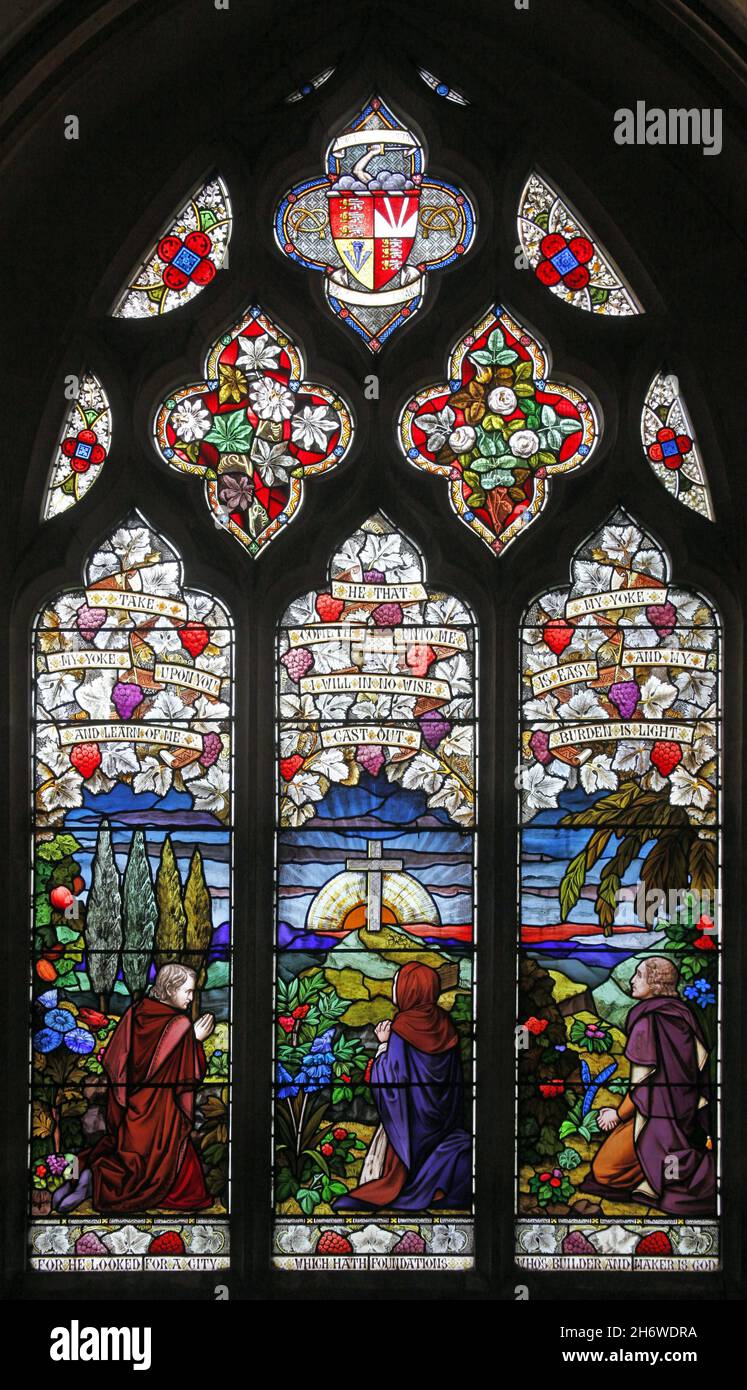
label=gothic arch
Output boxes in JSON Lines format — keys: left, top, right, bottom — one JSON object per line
{"left": 3, "top": 0, "right": 745, "bottom": 1303}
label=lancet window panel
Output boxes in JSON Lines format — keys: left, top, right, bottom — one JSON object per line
{"left": 273, "top": 514, "right": 476, "bottom": 1270}
{"left": 30, "top": 515, "right": 233, "bottom": 1272}
{"left": 516, "top": 509, "right": 721, "bottom": 1272}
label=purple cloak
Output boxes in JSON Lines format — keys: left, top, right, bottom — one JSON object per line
{"left": 335, "top": 1031, "right": 472, "bottom": 1211}
{"left": 626, "top": 995, "right": 716, "bottom": 1215}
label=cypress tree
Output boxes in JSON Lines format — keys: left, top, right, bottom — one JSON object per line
{"left": 122, "top": 830, "right": 158, "bottom": 999}
{"left": 85, "top": 819, "right": 123, "bottom": 1013}
{"left": 154, "top": 835, "right": 186, "bottom": 969}
{"left": 184, "top": 848, "right": 213, "bottom": 1016}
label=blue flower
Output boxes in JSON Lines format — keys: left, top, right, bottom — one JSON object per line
{"left": 65, "top": 1026, "right": 95, "bottom": 1055}
{"left": 684, "top": 980, "right": 716, "bottom": 1009}
{"left": 308, "top": 1029, "right": 335, "bottom": 1055}
{"left": 34, "top": 1027, "right": 62, "bottom": 1054}
{"left": 44, "top": 1008, "right": 75, "bottom": 1035}
{"left": 276, "top": 1064, "right": 299, "bottom": 1099}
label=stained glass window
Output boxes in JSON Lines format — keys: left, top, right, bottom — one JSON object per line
{"left": 275, "top": 95, "right": 476, "bottom": 350}
{"left": 517, "top": 509, "right": 720, "bottom": 1271}
{"left": 284, "top": 68, "right": 335, "bottom": 103}
{"left": 418, "top": 69, "right": 469, "bottom": 105}
{"left": 273, "top": 514, "right": 476, "bottom": 1270}
{"left": 642, "top": 370, "right": 714, "bottom": 520}
{"left": 518, "top": 172, "right": 642, "bottom": 316}
{"left": 154, "top": 305, "right": 353, "bottom": 556}
{"left": 42, "top": 372, "right": 112, "bottom": 520}
{"left": 112, "top": 176, "right": 232, "bottom": 319}
{"left": 30, "top": 514, "right": 232, "bottom": 1272}
{"left": 399, "top": 304, "right": 598, "bottom": 554}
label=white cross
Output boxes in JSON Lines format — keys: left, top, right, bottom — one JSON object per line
{"left": 345, "top": 839, "right": 403, "bottom": 933}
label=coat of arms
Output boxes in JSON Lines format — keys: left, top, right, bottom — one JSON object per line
{"left": 275, "top": 96, "right": 476, "bottom": 351}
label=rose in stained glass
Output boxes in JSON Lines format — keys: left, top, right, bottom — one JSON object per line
{"left": 112, "top": 175, "right": 231, "bottom": 318}
{"left": 154, "top": 306, "right": 353, "bottom": 556}
{"left": 535, "top": 232, "right": 594, "bottom": 292}
{"left": 518, "top": 171, "right": 642, "bottom": 315}
{"left": 42, "top": 372, "right": 112, "bottom": 520}
{"left": 399, "top": 305, "right": 598, "bottom": 555}
{"left": 275, "top": 95, "right": 476, "bottom": 351}
{"left": 641, "top": 371, "right": 714, "bottom": 519}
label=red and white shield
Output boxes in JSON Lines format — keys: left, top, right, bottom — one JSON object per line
{"left": 329, "top": 190, "right": 420, "bottom": 290}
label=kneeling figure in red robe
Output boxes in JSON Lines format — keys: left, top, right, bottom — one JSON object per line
{"left": 55, "top": 964, "right": 214, "bottom": 1214}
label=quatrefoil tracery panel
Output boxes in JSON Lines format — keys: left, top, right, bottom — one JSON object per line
{"left": 153, "top": 307, "right": 354, "bottom": 556}
{"left": 399, "top": 305, "right": 599, "bottom": 555}
{"left": 275, "top": 95, "right": 476, "bottom": 351}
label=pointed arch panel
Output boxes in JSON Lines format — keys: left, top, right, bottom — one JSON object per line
{"left": 516, "top": 509, "right": 720, "bottom": 1270}
{"left": 30, "top": 514, "right": 233, "bottom": 1271}
{"left": 273, "top": 513, "right": 476, "bottom": 1269}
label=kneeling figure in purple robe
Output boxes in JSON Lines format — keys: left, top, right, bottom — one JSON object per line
{"left": 335, "top": 961, "right": 472, "bottom": 1212}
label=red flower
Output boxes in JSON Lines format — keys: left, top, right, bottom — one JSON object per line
{"left": 61, "top": 428, "right": 106, "bottom": 474}
{"left": 523, "top": 1016, "right": 548, "bottom": 1035}
{"left": 363, "top": 1058, "right": 374, "bottom": 1084}
{"left": 340, "top": 1072, "right": 351, "bottom": 1083}
{"left": 647, "top": 426, "right": 693, "bottom": 470}
{"left": 539, "top": 1080, "right": 565, "bottom": 1098}
{"left": 78, "top": 1007, "right": 109, "bottom": 1030}
{"left": 158, "top": 230, "right": 216, "bottom": 291}
{"left": 549, "top": 1177, "right": 562, "bottom": 1188}
{"left": 539, "top": 1171, "right": 551, "bottom": 1182}
{"left": 292, "top": 1004, "right": 310, "bottom": 1020}
{"left": 333, "top": 1127, "right": 347, "bottom": 1140}
{"left": 693, "top": 934, "right": 716, "bottom": 951}
{"left": 536, "top": 233, "right": 594, "bottom": 291}
{"left": 35, "top": 1165, "right": 47, "bottom": 1177}
{"left": 277, "top": 1015, "right": 295, "bottom": 1033}
{"left": 320, "top": 1143, "right": 334, "bottom": 1157}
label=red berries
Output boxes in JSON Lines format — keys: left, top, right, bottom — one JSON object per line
{"left": 69, "top": 742, "right": 101, "bottom": 779}
{"left": 315, "top": 593, "right": 344, "bottom": 623}
{"left": 321, "top": 1143, "right": 334, "bottom": 1157}
{"left": 178, "top": 622, "right": 210, "bottom": 658}
{"left": 650, "top": 741, "right": 682, "bottom": 777}
{"left": 543, "top": 618, "right": 575, "bottom": 655}
{"left": 149, "top": 1230, "right": 185, "bottom": 1255}
{"left": 635, "top": 1230, "right": 672, "bottom": 1256}
{"left": 280, "top": 755, "right": 304, "bottom": 782}
{"left": 316, "top": 1230, "right": 352, "bottom": 1255}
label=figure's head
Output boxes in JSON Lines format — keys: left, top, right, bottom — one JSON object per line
{"left": 630, "top": 955, "right": 679, "bottom": 1000}
{"left": 393, "top": 961, "right": 441, "bottom": 1012}
{"left": 150, "top": 963, "right": 197, "bottom": 1011}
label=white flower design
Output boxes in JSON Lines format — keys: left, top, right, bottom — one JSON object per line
{"left": 171, "top": 398, "right": 211, "bottom": 441}
{"left": 249, "top": 379, "right": 295, "bottom": 422}
{"left": 448, "top": 425, "right": 477, "bottom": 452}
{"left": 291, "top": 404, "right": 338, "bottom": 451}
{"left": 509, "top": 428, "right": 540, "bottom": 458}
{"left": 235, "top": 333, "right": 282, "bottom": 374}
{"left": 487, "top": 386, "right": 517, "bottom": 414}
{"left": 252, "top": 437, "right": 296, "bottom": 486}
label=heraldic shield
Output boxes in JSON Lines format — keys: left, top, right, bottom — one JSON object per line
{"left": 275, "top": 96, "right": 476, "bottom": 351}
